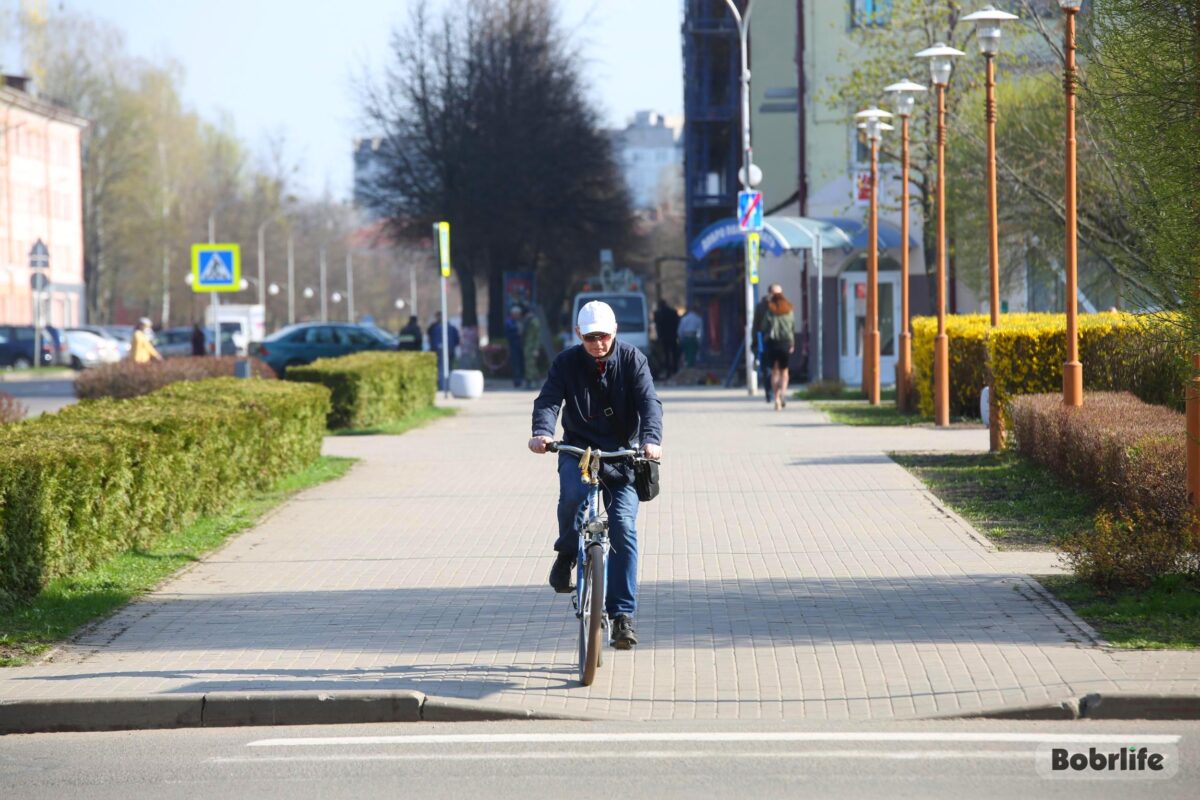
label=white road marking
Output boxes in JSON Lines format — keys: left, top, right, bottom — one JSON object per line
{"left": 248, "top": 732, "right": 1182, "bottom": 748}
{"left": 212, "top": 749, "right": 1033, "bottom": 765}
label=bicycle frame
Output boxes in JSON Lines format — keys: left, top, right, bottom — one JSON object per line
{"left": 548, "top": 442, "right": 636, "bottom": 684}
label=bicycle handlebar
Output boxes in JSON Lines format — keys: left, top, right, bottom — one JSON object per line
{"left": 547, "top": 442, "right": 638, "bottom": 459}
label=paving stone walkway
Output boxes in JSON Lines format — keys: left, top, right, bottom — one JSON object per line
{"left": 2, "top": 387, "right": 1197, "bottom": 720}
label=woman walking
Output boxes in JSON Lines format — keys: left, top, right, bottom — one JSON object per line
{"left": 757, "top": 284, "right": 795, "bottom": 410}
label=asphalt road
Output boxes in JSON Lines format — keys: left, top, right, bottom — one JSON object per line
{"left": 2, "top": 720, "right": 1197, "bottom": 799}
{"left": 0, "top": 375, "right": 77, "bottom": 417}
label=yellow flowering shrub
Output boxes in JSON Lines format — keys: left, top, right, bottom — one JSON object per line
{"left": 911, "top": 312, "right": 1187, "bottom": 420}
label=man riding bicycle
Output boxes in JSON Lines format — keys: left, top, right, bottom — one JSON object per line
{"left": 528, "top": 301, "right": 663, "bottom": 649}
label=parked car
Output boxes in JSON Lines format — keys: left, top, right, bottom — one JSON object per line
{"left": 0, "top": 324, "right": 64, "bottom": 368}
{"left": 62, "top": 329, "right": 122, "bottom": 369}
{"left": 250, "top": 322, "right": 398, "bottom": 375}
{"left": 156, "top": 326, "right": 237, "bottom": 358}
{"left": 71, "top": 324, "right": 131, "bottom": 359}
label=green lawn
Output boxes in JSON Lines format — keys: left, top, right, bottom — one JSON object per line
{"left": 1039, "top": 574, "right": 1200, "bottom": 649}
{"left": 0, "top": 456, "right": 356, "bottom": 667}
{"left": 890, "top": 451, "right": 1097, "bottom": 550}
{"left": 333, "top": 405, "right": 458, "bottom": 436}
{"left": 813, "top": 397, "right": 925, "bottom": 427}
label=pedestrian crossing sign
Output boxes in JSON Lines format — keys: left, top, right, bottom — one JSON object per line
{"left": 191, "top": 244, "right": 241, "bottom": 292}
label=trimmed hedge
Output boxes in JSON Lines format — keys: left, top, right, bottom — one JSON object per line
{"left": 75, "top": 356, "right": 277, "bottom": 400}
{"left": 0, "top": 378, "right": 330, "bottom": 608}
{"left": 912, "top": 312, "right": 1188, "bottom": 420}
{"left": 286, "top": 351, "right": 436, "bottom": 429}
{"left": 1010, "top": 392, "right": 1196, "bottom": 588}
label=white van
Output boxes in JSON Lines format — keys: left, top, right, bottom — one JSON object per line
{"left": 571, "top": 291, "right": 650, "bottom": 355}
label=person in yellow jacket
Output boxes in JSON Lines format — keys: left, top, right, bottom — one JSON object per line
{"left": 130, "top": 317, "right": 163, "bottom": 363}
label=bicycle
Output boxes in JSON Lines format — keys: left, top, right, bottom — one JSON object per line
{"left": 546, "top": 441, "right": 638, "bottom": 686}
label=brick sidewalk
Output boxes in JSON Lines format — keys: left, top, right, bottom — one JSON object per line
{"left": 2, "top": 387, "right": 1196, "bottom": 720}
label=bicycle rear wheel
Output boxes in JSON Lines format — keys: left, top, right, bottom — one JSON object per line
{"left": 579, "top": 545, "right": 605, "bottom": 685}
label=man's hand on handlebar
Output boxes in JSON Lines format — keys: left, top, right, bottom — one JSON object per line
{"left": 643, "top": 443, "right": 662, "bottom": 461}
{"left": 528, "top": 435, "right": 554, "bottom": 454}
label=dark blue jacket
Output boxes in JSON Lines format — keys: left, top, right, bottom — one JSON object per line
{"left": 532, "top": 340, "right": 663, "bottom": 452}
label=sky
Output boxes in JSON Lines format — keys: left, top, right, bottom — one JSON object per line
{"left": 47, "top": 0, "right": 684, "bottom": 200}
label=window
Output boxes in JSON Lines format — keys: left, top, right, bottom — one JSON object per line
{"left": 851, "top": 0, "right": 892, "bottom": 28}
{"left": 305, "top": 326, "right": 336, "bottom": 344}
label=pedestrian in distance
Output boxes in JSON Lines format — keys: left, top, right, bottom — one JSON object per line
{"left": 678, "top": 305, "right": 703, "bottom": 368}
{"left": 505, "top": 305, "right": 526, "bottom": 388}
{"left": 521, "top": 304, "right": 543, "bottom": 388}
{"left": 427, "top": 312, "right": 459, "bottom": 391}
{"left": 654, "top": 299, "right": 680, "bottom": 378}
{"left": 528, "top": 300, "right": 663, "bottom": 650}
{"left": 190, "top": 323, "right": 206, "bottom": 356}
{"left": 397, "top": 315, "right": 423, "bottom": 351}
{"left": 757, "top": 284, "right": 795, "bottom": 411}
{"left": 752, "top": 292, "right": 773, "bottom": 404}
{"left": 130, "top": 317, "right": 162, "bottom": 363}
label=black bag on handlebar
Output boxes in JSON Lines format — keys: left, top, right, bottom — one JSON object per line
{"left": 634, "top": 458, "right": 660, "bottom": 502}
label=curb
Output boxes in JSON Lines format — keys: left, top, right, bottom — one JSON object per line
{"left": 931, "top": 693, "right": 1200, "bottom": 721}
{"left": 0, "top": 691, "right": 595, "bottom": 735}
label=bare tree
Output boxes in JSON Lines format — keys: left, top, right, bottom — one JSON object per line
{"left": 359, "top": 0, "right": 637, "bottom": 338}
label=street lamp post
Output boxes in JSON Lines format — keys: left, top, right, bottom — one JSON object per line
{"left": 723, "top": 0, "right": 759, "bottom": 395}
{"left": 319, "top": 246, "right": 328, "bottom": 322}
{"left": 915, "top": 43, "right": 964, "bottom": 427}
{"left": 855, "top": 108, "right": 894, "bottom": 406}
{"left": 256, "top": 220, "right": 270, "bottom": 308}
{"left": 346, "top": 251, "right": 355, "bottom": 322}
{"left": 964, "top": 6, "right": 1019, "bottom": 451}
{"left": 1059, "top": 0, "right": 1084, "bottom": 408}
{"left": 883, "top": 80, "right": 926, "bottom": 413}
{"left": 287, "top": 235, "right": 296, "bottom": 325}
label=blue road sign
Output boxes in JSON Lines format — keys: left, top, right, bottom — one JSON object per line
{"left": 29, "top": 239, "right": 49, "bottom": 269}
{"left": 191, "top": 244, "right": 241, "bottom": 293}
{"left": 738, "top": 191, "right": 763, "bottom": 232}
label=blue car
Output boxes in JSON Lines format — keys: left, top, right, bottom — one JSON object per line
{"left": 250, "top": 322, "right": 398, "bottom": 375}
{"left": 0, "top": 325, "right": 64, "bottom": 368}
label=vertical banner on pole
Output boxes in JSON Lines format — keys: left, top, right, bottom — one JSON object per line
{"left": 435, "top": 222, "right": 451, "bottom": 397}
{"left": 747, "top": 232, "right": 761, "bottom": 285}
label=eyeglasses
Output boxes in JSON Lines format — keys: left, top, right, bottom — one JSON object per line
{"left": 582, "top": 332, "right": 613, "bottom": 343}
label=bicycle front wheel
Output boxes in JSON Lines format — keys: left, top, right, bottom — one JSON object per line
{"left": 579, "top": 545, "right": 605, "bottom": 686}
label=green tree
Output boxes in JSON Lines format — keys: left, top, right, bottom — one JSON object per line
{"left": 1087, "top": 0, "right": 1200, "bottom": 340}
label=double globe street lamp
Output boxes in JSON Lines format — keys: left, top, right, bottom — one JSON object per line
{"left": 962, "top": 4, "right": 1019, "bottom": 451}
{"left": 854, "top": 107, "right": 894, "bottom": 407}
{"left": 882, "top": 79, "right": 926, "bottom": 413}
{"left": 914, "top": 42, "right": 965, "bottom": 428}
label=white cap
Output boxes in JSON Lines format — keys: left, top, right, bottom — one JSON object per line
{"left": 139, "top": 317, "right": 152, "bottom": 327}
{"left": 577, "top": 301, "right": 617, "bottom": 335}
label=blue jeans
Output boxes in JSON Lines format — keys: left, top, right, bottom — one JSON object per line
{"left": 555, "top": 454, "right": 639, "bottom": 618}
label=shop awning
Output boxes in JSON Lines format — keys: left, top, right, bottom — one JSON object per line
{"left": 689, "top": 214, "right": 917, "bottom": 260}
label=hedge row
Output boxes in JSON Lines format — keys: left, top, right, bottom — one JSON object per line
{"left": 286, "top": 351, "right": 436, "bottom": 429}
{"left": 75, "top": 356, "right": 277, "bottom": 400}
{"left": 911, "top": 312, "right": 1188, "bottom": 419}
{"left": 1010, "top": 392, "right": 1197, "bottom": 588}
{"left": 0, "top": 378, "right": 330, "bottom": 608}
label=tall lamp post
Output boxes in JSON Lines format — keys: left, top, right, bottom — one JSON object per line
{"left": 723, "top": 0, "right": 759, "bottom": 395}
{"left": 854, "top": 108, "right": 894, "bottom": 406}
{"left": 1059, "top": 0, "right": 1084, "bottom": 408}
{"left": 883, "top": 80, "right": 926, "bottom": 412}
{"left": 963, "top": 6, "right": 1019, "bottom": 451}
{"left": 915, "top": 42, "right": 965, "bottom": 427}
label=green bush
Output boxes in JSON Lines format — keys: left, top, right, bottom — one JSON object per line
{"left": 75, "top": 356, "right": 277, "bottom": 400}
{"left": 0, "top": 378, "right": 330, "bottom": 608}
{"left": 286, "top": 351, "right": 436, "bottom": 429}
